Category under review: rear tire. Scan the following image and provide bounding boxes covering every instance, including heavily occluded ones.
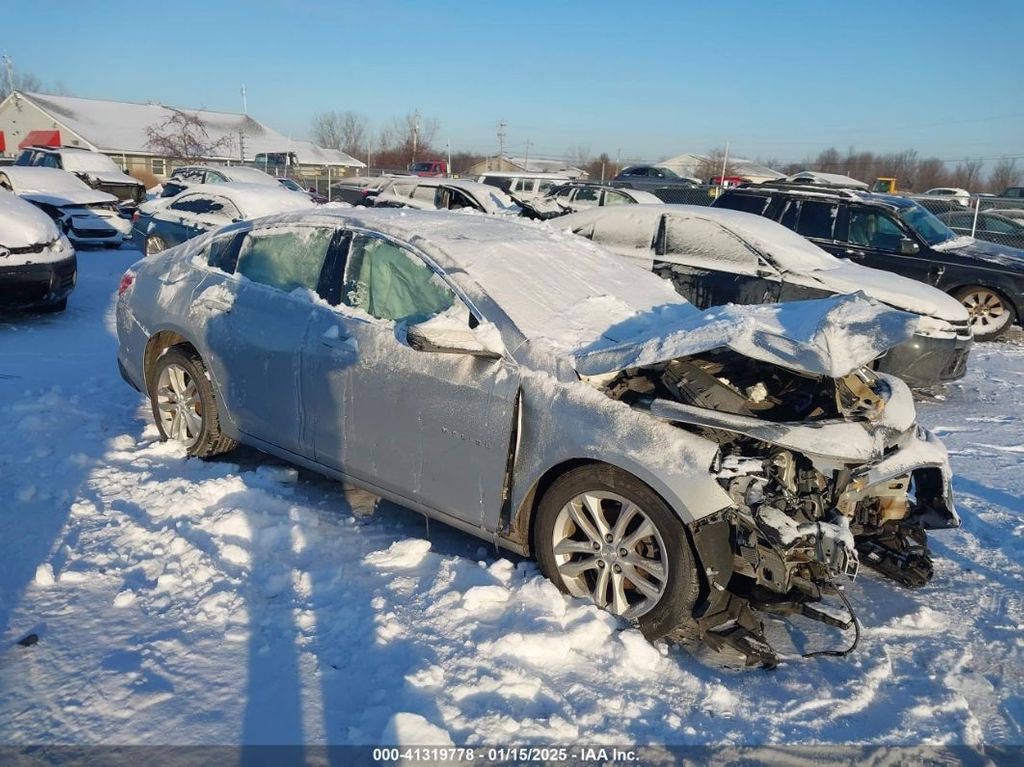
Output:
[534,464,701,640]
[952,285,1015,341]
[149,346,237,458]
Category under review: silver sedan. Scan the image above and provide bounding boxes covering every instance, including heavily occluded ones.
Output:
[116,209,958,666]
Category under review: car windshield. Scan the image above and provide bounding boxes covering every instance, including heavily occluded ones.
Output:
[411,162,435,172]
[898,204,957,246]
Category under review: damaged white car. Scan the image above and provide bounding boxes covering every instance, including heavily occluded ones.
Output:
[0,166,132,248]
[115,210,958,666]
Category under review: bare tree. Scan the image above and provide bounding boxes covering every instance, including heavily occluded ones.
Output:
[695,147,738,181]
[0,71,42,101]
[914,158,950,191]
[311,111,369,158]
[145,110,234,163]
[987,158,1021,194]
[950,159,984,191]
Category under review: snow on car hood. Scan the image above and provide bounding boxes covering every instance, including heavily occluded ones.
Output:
[574,292,918,379]
[0,190,59,248]
[79,169,143,188]
[0,166,118,207]
[811,259,969,323]
[935,236,1024,272]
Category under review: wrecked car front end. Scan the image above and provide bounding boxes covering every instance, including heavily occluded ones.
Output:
[573,295,958,666]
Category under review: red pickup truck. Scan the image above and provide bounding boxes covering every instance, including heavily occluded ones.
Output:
[409,160,448,177]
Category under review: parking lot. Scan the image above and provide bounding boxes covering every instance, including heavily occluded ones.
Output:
[1,247,1021,746]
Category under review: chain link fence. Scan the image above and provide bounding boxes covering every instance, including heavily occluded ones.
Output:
[909,194,1024,251]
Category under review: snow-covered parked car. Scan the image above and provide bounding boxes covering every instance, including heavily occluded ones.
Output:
[155,164,283,199]
[116,210,959,666]
[0,189,76,312]
[0,166,132,248]
[560,205,974,389]
[16,146,145,206]
[372,177,521,215]
[519,183,663,220]
[131,182,315,255]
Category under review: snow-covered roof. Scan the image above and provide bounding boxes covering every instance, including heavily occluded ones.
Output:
[11,92,364,168]
[658,153,784,182]
[505,157,585,175]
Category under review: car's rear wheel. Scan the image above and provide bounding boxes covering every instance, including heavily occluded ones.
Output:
[534,464,701,639]
[145,234,167,257]
[150,346,237,458]
[953,285,1015,341]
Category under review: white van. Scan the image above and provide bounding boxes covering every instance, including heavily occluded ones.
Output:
[476,172,571,201]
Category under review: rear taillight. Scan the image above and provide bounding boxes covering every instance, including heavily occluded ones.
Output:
[118,271,135,296]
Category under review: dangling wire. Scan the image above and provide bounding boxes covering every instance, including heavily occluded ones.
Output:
[803,585,861,659]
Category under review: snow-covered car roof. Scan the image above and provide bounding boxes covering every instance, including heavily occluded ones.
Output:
[167,182,316,218]
[212,166,279,185]
[0,189,60,249]
[225,208,915,376]
[52,148,124,175]
[924,187,970,196]
[0,166,118,206]
[783,171,869,189]
[378,178,520,215]
[559,204,841,272]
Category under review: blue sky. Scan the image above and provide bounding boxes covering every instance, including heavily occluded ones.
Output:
[4,1,1022,164]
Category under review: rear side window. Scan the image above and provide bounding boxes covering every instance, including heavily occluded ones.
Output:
[602,190,631,206]
[574,187,600,203]
[412,185,438,204]
[481,176,513,192]
[716,193,770,216]
[796,201,839,240]
[590,213,659,250]
[663,215,760,273]
[235,226,335,293]
[341,235,455,323]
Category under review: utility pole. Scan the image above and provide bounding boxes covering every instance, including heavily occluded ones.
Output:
[497,121,507,170]
[412,109,420,165]
[240,84,247,115]
[524,138,532,172]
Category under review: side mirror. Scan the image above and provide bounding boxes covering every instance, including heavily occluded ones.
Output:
[407,317,503,359]
[898,237,920,255]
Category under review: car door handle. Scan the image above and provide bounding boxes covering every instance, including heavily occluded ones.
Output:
[320,328,357,351]
[196,296,232,312]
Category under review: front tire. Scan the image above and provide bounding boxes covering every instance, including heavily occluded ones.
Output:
[149,346,237,458]
[953,285,1015,341]
[534,464,701,640]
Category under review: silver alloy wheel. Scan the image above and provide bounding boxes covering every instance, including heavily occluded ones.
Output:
[550,491,669,619]
[155,363,202,448]
[146,235,166,257]
[960,288,1011,334]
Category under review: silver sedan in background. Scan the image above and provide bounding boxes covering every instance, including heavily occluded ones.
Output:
[116,209,958,666]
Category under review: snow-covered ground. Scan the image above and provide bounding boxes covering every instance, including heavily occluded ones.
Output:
[1,248,1022,747]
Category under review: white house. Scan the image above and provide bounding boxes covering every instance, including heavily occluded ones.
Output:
[0,91,364,179]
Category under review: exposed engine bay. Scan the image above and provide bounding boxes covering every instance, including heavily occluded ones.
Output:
[594,349,958,667]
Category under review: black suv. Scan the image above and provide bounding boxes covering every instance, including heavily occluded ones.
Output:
[714,183,1024,340]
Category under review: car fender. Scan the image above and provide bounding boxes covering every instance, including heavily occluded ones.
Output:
[503,371,732,552]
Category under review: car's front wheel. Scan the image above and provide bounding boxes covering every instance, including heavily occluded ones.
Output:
[145,234,167,257]
[534,464,701,639]
[953,285,1015,341]
[150,346,237,458]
